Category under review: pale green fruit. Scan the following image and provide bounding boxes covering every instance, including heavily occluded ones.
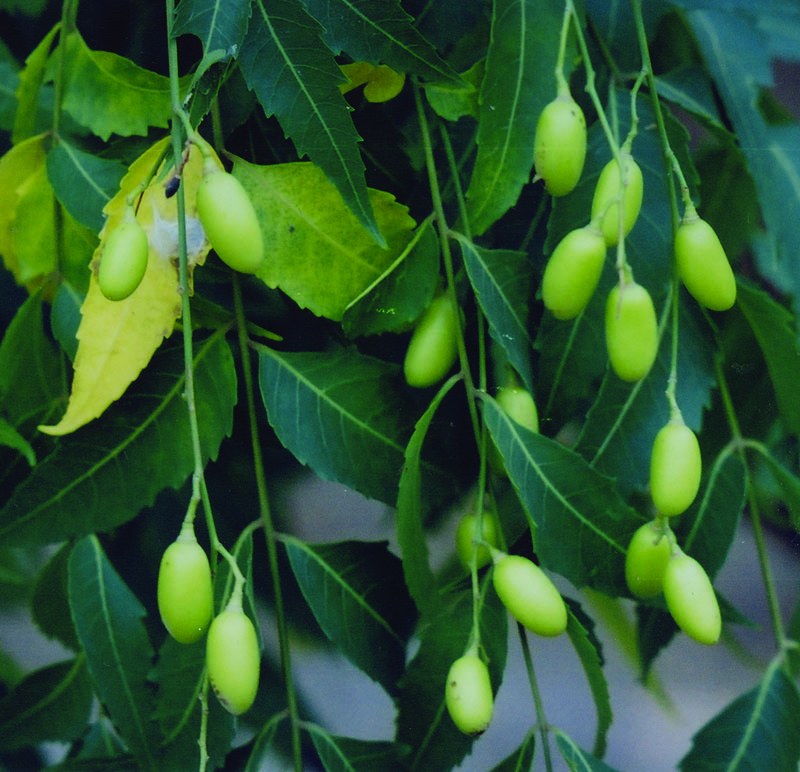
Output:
[591,154,644,246]
[675,215,736,311]
[663,552,721,645]
[445,654,494,735]
[496,386,539,433]
[533,96,587,197]
[624,522,672,598]
[157,537,214,644]
[98,219,149,301]
[542,226,607,319]
[650,421,702,517]
[403,293,459,388]
[206,607,261,715]
[605,282,658,382]
[455,509,500,569]
[196,166,265,274]
[492,554,567,637]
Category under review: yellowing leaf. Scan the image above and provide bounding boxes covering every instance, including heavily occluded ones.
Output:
[0,133,56,289]
[39,138,213,436]
[235,160,415,320]
[339,62,406,103]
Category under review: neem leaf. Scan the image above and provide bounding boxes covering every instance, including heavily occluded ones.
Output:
[556,730,620,772]
[12,23,59,143]
[235,159,414,320]
[306,723,408,772]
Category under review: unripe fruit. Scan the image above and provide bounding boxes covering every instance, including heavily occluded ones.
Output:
[97,219,149,301]
[624,522,672,598]
[675,214,736,311]
[196,164,264,274]
[496,386,539,433]
[492,555,567,637]
[206,605,261,715]
[445,654,493,736]
[663,552,721,645]
[591,154,644,246]
[157,536,214,644]
[456,509,500,570]
[533,95,587,197]
[650,421,702,517]
[403,293,459,388]
[542,226,607,319]
[605,281,658,382]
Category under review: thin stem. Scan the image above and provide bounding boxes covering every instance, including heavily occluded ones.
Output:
[554,3,574,96]
[52,0,79,140]
[715,358,786,648]
[232,277,303,772]
[518,627,553,772]
[197,677,210,772]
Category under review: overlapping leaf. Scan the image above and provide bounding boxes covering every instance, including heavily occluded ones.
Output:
[234,159,415,320]
[483,395,639,595]
[240,0,380,240]
[556,730,620,772]
[303,0,462,85]
[11,23,58,143]
[0,335,236,546]
[68,536,160,770]
[258,346,454,506]
[306,722,408,772]
[465,0,564,235]
[491,732,536,772]
[39,138,213,436]
[283,537,414,695]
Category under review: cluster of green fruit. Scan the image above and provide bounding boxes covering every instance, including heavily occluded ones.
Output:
[625,417,721,645]
[97,142,265,302]
[157,527,261,715]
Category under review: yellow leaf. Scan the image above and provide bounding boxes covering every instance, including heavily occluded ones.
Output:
[339,62,406,103]
[39,137,213,436]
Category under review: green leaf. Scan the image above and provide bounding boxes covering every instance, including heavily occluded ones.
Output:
[51,281,83,360]
[396,587,507,771]
[455,234,534,392]
[0,657,92,750]
[424,59,482,122]
[679,663,800,772]
[556,729,620,772]
[151,637,235,770]
[306,723,408,772]
[342,219,439,338]
[240,0,380,242]
[688,9,800,336]
[302,0,462,85]
[0,334,236,546]
[755,446,800,531]
[464,0,563,235]
[396,374,461,615]
[32,543,80,650]
[490,731,535,772]
[283,537,415,695]
[655,66,729,137]
[11,22,58,143]
[0,291,62,432]
[0,416,35,465]
[61,31,174,140]
[258,346,453,506]
[46,139,126,233]
[233,159,415,320]
[566,602,612,758]
[0,45,19,132]
[68,536,159,770]
[575,298,716,497]
[483,395,639,595]
[736,280,800,435]
[173,0,251,81]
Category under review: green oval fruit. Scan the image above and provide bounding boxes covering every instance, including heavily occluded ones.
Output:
[533,95,587,197]
[591,154,644,246]
[403,293,459,388]
[663,552,721,645]
[650,421,702,517]
[624,522,672,598]
[492,555,567,637]
[196,166,264,274]
[605,282,658,382]
[496,386,539,433]
[675,215,736,311]
[98,219,149,301]
[206,607,261,715]
[157,537,214,644]
[456,509,500,570]
[542,226,607,319]
[445,654,494,736]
